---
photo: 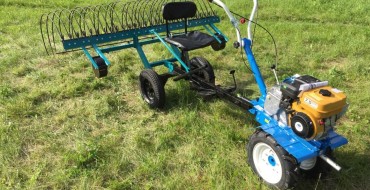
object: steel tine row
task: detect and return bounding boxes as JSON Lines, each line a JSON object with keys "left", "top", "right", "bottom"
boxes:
{"left": 40, "top": 0, "right": 216, "bottom": 54}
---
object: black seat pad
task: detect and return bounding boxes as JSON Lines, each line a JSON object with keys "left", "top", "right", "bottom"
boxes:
{"left": 165, "top": 31, "right": 215, "bottom": 51}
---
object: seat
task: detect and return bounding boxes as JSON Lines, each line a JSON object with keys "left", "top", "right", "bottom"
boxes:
{"left": 165, "top": 31, "right": 216, "bottom": 51}
{"left": 162, "top": 2, "right": 215, "bottom": 51}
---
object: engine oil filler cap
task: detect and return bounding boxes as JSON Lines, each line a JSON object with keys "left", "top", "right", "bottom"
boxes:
{"left": 319, "top": 89, "right": 332, "bottom": 97}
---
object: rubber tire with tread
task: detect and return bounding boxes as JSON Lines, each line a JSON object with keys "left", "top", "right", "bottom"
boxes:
{"left": 247, "top": 130, "right": 300, "bottom": 190}
{"left": 211, "top": 33, "right": 227, "bottom": 51}
{"left": 92, "top": 56, "right": 108, "bottom": 78}
{"left": 139, "top": 69, "right": 165, "bottom": 109}
{"left": 189, "top": 56, "right": 215, "bottom": 84}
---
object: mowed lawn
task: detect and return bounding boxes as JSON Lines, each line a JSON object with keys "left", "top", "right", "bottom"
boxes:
{"left": 0, "top": 0, "right": 369, "bottom": 189}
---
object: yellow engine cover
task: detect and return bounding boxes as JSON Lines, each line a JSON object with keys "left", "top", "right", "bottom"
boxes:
{"left": 291, "top": 86, "right": 347, "bottom": 139}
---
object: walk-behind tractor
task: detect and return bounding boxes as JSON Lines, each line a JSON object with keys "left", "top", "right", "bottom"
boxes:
{"left": 40, "top": 0, "right": 349, "bottom": 189}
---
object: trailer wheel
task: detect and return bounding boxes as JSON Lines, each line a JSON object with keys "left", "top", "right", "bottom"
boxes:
{"left": 189, "top": 56, "right": 215, "bottom": 84}
{"left": 247, "top": 130, "right": 299, "bottom": 189}
{"left": 139, "top": 69, "right": 165, "bottom": 109}
{"left": 211, "top": 33, "right": 226, "bottom": 51}
{"left": 300, "top": 149, "right": 335, "bottom": 179}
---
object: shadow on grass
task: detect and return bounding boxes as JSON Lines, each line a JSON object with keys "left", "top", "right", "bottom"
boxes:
{"left": 294, "top": 150, "right": 370, "bottom": 190}
{"left": 162, "top": 76, "right": 257, "bottom": 111}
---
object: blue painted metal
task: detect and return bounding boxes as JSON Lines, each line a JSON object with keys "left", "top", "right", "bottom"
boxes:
{"left": 82, "top": 47, "right": 99, "bottom": 69}
{"left": 66, "top": 16, "right": 223, "bottom": 74}
{"left": 203, "top": 25, "right": 222, "bottom": 43}
{"left": 209, "top": 23, "right": 229, "bottom": 42}
{"left": 248, "top": 99, "right": 348, "bottom": 162}
{"left": 244, "top": 37, "right": 348, "bottom": 162}
{"left": 150, "top": 58, "right": 177, "bottom": 68}
{"left": 243, "top": 38, "right": 267, "bottom": 97}
{"left": 134, "top": 36, "right": 151, "bottom": 69}
{"left": 268, "top": 156, "right": 276, "bottom": 166}
{"left": 150, "top": 30, "right": 190, "bottom": 72}
{"left": 63, "top": 16, "right": 220, "bottom": 50}
{"left": 92, "top": 44, "right": 111, "bottom": 66}
{"left": 164, "top": 61, "right": 175, "bottom": 73}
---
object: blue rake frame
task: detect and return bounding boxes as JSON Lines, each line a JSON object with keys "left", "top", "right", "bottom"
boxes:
{"left": 63, "top": 16, "right": 227, "bottom": 73}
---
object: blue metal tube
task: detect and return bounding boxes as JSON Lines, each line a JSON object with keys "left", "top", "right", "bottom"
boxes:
{"left": 82, "top": 47, "right": 98, "bottom": 69}
{"left": 92, "top": 44, "right": 111, "bottom": 66}
{"left": 134, "top": 36, "right": 151, "bottom": 69}
{"left": 150, "top": 30, "right": 189, "bottom": 72}
{"left": 150, "top": 58, "right": 177, "bottom": 67}
{"left": 243, "top": 38, "right": 267, "bottom": 97}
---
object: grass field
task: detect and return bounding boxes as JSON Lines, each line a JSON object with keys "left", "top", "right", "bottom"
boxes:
{"left": 1, "top": 0, "right": 369, "bottom": 189}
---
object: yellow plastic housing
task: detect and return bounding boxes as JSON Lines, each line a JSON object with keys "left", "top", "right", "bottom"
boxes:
{"left": 291, "top": 86, "right": 347, "bottom": 139}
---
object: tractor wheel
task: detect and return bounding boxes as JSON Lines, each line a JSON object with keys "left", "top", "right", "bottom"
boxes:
{"left": 139, "top": 69, "right": 165, "bottom": 109}
{"left": 247, "top": 130, "right": 299, "bottom": 189}
{"left": 300, "top": 149, "right": 335, "bottom": 179}
{"left": 189, "top": 56, "right": 215, "bottom": 84}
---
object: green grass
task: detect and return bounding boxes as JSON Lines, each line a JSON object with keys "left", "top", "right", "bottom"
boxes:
{"left": 1, "top": 0, "right": 370, "bottom": 189}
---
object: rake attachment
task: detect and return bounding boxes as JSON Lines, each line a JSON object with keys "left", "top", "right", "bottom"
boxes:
{"left": 40, "top": 0, "right": 217, "bottom": 54}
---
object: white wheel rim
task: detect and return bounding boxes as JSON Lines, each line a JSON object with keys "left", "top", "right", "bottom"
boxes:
{"left": 253, "top": 142, "right": 283, "bottom": 184}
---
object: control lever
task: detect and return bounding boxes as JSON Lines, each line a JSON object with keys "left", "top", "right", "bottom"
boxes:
{"left": 230, "top": 70, "right": 237, "bottom": 91}
{"left": 271, "top": 64, "right": 279, "bottom": 85}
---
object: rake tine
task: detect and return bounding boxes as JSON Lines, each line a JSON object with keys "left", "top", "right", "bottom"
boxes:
{"left": 49, "top": 12, "right": 58, "bottom": 53}
{"left": 70, "top": 7, "right": 84, "bottom": 38}
{"left": 125, "top": 2, "right": 136, "bottom": 29}
{"left": 50, "top": 10, "right": 62, "bottom": 53}
{"left": 132, "top": 1, "right": 142, "bottom": 28}
{"left": 150, "top": 0, "right": 160, "bottom": 26}
{"left": 157, "top": 0, "right": 167, "bottom": 25}
{"left": 40, "top": 13, "right": 51, "bottom": 55}
{"left": 107, "top": 2, "right": 118, "bottom": 32}
{"left": 139, "top": 0, "right": 148, "bottom": 27}
{"left": 120, "top": 1, "right": 131, "bottom": 30}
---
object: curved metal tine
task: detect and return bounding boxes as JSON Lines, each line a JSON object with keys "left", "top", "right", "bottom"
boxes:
{"left": 102, "top": 4, "right": 112, "bottom": 34}
{"left": 203, "top": 0, "right": 214, "bottom": 16}
{"left": 106, "top": 1, "right": 118, "bottom": 33}
{"left": 40, "top": 13, "right": 51, "bottom": 55}
{"left": 150, "top": 0, "right": 161, "bottom": 26}
{"left": 61, "top": 8, "right": 76, "bottom": 39}
{"left": 108, "top": 1, "right": 122, "bottom": 32}
{"left": 65, "top": 8, "right": 78, "bottom": 39}
{"left": 195, "top": 0, "right": 207, "bottom": 18}
{"left": 120, "top": 1, "right": 132, "bottom": 30}
{"left": 56, "top": 9, "right": 70, "bottom": 40}
{"left": 80, "top": 7, "right": 90, "bottom": 37}
{"left": 157, "top": 0, "right": 168, "bottom": 25}
{"left": 83, "top": 6, "right": 96, "bottom": 36}
{"left": 90, "top": 6, "right": 100, "bottom": 35}
{"left": 118, "top": 1, "right": 128, "bottom": 30}
{"left": 95, "top": 4, "right": 108, "bottom": 35}
{"left": 138, "top": 0, "right": 149, "bottom": 28}
{"left": 124, "top": 1, "right": 136, "bottom": 30}
{"left": 93, "top": 5, "right": 104, "bottom": 35}
{"left": 132, "top": 0, "right": 143, "bottom": 28}
{"left": 44, "top": 12, "right": 54, "bottom": 54}
{"left": 208, "top": 0, "right": 217, "bottom": 16}
{"left": 51, "top": 9, "right": 68, "bottom": 52}
{"left": 146, "top": 0, "right": 157, "bottom": 27}
{"left": 143, "top": 0, "right": 152, "bottom": 28}
{"left": 70, "top": 7, "right": 85, "bottom": 38}
{"left": 80, "top": 6, "right": 95, "bottom": 37}
{"left": 52, "top": 10, "right": 65, "bottom": 40}
{"left": 143, "top": 0, "right": 154, "bottom": 28}
{"left": 49, "top": 11, "right": 59, "bottom": 53}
